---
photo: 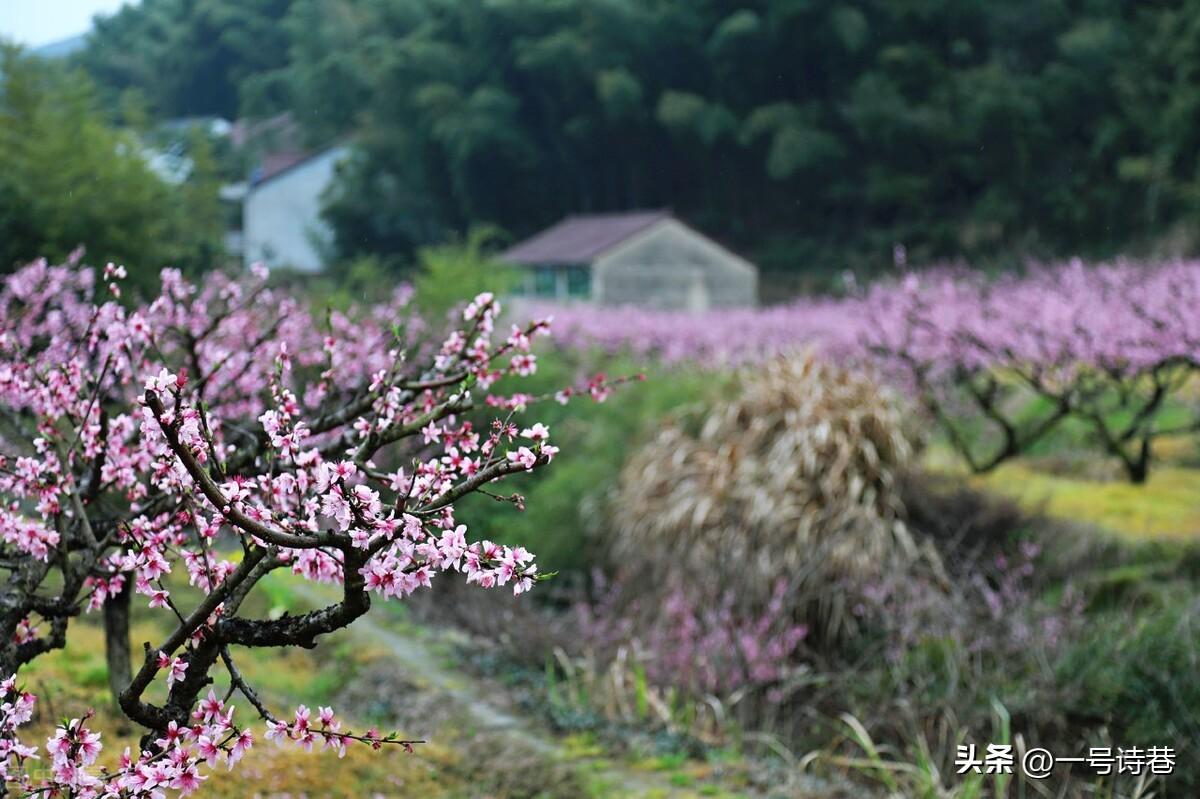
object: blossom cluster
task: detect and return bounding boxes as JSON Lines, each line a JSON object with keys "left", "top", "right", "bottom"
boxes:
{"left": 537, "top": 297, "right": 867, "bottom": 367}
{"left": 576, "top": 578, "right": 808, "bottom": 696}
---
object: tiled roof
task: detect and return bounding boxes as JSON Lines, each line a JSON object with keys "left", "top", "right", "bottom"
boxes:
{"left": 249, "top": 142, "right": 348, "bottom": 187}
{"left": 502, "top": 210, "right": 671, "bottom": 265}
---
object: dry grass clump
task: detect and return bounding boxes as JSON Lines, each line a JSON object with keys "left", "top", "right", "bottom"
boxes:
{"left": 610, "top": 353, "right": 921, "bottom": 642}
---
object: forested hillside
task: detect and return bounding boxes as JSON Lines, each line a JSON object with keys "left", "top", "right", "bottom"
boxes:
{"left": 77, "top": 0, "right": 1200, "bottom": 276}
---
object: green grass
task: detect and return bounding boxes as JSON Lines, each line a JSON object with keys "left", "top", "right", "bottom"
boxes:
{"left": 922, "top": 421, "right": 1200, "bottom": 540}
{"left": 917, "top": 373, "right": 1200, "bottom": 539}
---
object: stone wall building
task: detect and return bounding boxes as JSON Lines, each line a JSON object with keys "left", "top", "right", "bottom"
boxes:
{"left": 501, "top": 210, "right": 757, "bottom": 310}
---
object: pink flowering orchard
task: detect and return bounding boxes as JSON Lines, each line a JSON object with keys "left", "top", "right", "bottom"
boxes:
{"left": 545, "top": 259, "right": 1200, "bottom": 481}
{"left": 860, "top": 260, "right": 1200, "bottom": 481}
{"left": 0, "top": 253, "right": 622, "bottom": 796}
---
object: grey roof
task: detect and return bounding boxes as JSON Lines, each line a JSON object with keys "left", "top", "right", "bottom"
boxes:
{"left": 502, "top": 210, "right": 671, "bottom": 265}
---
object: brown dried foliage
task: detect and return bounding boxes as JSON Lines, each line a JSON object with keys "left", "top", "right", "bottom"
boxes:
{"left": 610, "top": 353, "right": 921, "bottom": 642}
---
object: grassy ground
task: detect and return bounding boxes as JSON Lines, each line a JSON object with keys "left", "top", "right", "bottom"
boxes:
{"left": 970, "top": 462, "right": 1200, "bottom": 539}
{"left": 14, "top": 573, "right": 786, "bottom": 798}
{"left": 923, "top": 430, "right": 1200, "bottom": 540}
{"left": 15, "top": 375, "right": 1197, "bottom": 795}
{"left": 18, "top": 618, "right": 466, "bottom": 798}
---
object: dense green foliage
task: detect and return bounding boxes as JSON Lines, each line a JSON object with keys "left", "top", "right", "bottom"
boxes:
{"left": 0, "top": 46, "right": 223, "bottom": 293}
{"left": 76, "top": 0, "right": 292, "bottom": 119}
{"left": 409, "top": 228, "right": 521, "bottom": 321}
{"left": 79, "top": 0, "right": 1200, "bottom": 279}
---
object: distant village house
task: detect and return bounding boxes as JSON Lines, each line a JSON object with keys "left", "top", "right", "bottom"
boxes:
{"left": 502, "top": 211, "right": 757, "bottom": 310}
{"left": 242, "top": 145, "right": 348, "bottom": 272}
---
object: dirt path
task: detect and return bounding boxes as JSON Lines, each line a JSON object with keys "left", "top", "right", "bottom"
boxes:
{"left": 291, "top": 583, "right": 718, "bottom": 797}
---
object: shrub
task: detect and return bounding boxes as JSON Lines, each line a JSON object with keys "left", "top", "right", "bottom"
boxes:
{"left": 576, "top": 577, "right": 808, "bottom": 697}
{"left": 832, "top": 476, "right": 1096, "bottom": 754}
{"left": 411, "top": 226, "right": 520, "bottom": 322}
{"left": 609, "top": 353, "right": 917, "bottom": 643}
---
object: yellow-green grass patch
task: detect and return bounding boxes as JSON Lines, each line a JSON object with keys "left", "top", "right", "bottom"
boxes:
{"left": 969, "top": 462, "right": 1200, "bottom": 540}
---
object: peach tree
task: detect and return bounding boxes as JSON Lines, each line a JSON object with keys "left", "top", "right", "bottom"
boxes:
{"left": 0, "top": 253, "right": 622, "bottom": 795}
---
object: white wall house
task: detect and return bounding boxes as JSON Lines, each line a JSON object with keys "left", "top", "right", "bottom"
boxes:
{"left": 502, "top": 210, "right": 758, "bottom": 310}
{"left": 242, "top": 145, "right": 349, "bottom": 272}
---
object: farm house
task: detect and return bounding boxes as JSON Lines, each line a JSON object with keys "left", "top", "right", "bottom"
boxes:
{"left": 502, "top": 210, "right": 758, "bottom": 310}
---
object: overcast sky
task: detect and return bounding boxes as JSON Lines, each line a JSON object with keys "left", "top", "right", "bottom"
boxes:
{"left": 1, "top": 0, "right": 130, "bottom": 47}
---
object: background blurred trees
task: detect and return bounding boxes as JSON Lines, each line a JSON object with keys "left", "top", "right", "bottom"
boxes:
{"left": 0, "top": 46, "right": 223, "bottom": 294}
{"left": 76, "top": 0, "right": 292, "bottom": 119}
{"left": 68, "top": 0, "right": 1200, "bottom": 282}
